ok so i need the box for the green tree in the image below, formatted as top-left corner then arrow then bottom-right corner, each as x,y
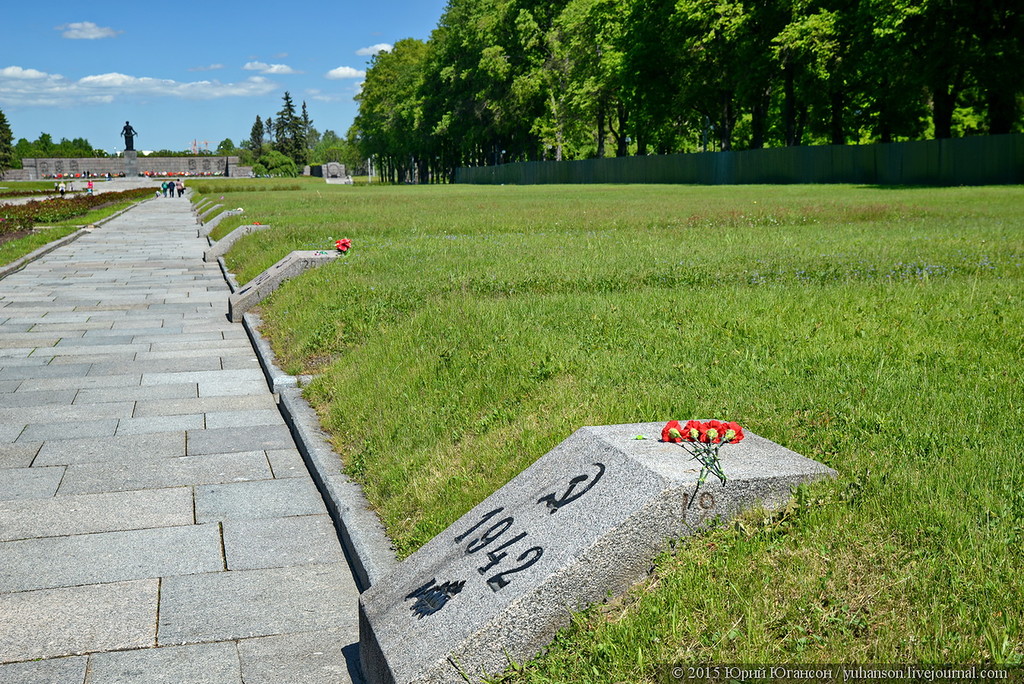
352,38 -> 430,182
547,0 -> 631,158
0,109 -> 14,176
301,101 -> 320,150
247,115 -> 265,157
274,92 -> 306,165
256,149 -> 299,177
216,138 -> 236,155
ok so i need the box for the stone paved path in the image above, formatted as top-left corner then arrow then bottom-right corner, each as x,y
0,195 -> 361,683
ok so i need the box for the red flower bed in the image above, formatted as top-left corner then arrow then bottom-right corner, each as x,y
0,188 -> 153,234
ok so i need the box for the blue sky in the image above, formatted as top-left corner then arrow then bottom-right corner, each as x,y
0,1 -> 449,154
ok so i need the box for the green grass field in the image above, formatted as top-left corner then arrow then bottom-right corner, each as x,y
193,180 -> 1024,675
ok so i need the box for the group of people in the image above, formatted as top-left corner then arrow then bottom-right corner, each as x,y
160,180 -> 185,198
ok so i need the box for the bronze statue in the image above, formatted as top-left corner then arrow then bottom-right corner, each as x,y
121,121 -> 138,151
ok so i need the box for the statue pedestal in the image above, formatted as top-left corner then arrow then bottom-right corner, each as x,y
123,151 -> 138,177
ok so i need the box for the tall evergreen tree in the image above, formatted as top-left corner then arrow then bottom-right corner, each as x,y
301,101 -> 320,150
274,92 -> 306,165
248,115 -> 265,156
0,109 -> 15,176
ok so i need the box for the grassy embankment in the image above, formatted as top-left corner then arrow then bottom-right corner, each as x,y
193,180 -> 1024,675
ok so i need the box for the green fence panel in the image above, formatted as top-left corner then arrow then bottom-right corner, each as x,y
455,134 -> 1022,186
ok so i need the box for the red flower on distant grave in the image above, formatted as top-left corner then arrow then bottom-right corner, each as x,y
336,238 -> 352,254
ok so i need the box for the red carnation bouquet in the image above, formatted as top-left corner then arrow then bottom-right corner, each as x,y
662,419 -> 744,506
335,238 -> 352,255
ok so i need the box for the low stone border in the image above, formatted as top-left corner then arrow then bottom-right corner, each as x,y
277,387 -> 399,591
219,264 -> 399,592
0,198 -> 154,281
217,256 -> 240,293
241,312 -> 297,394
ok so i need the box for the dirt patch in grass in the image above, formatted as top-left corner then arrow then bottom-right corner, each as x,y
0,229 -> 33,246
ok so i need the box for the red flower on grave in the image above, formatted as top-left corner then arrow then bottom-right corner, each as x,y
681,420 -> 703,442
336,238 -> 352,253
661,418 -> 746,505
661,420 -> 684,443
722,421 -> 744,444
701,419 -> 725,444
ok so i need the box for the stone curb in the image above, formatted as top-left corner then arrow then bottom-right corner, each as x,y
217,257 -> 399,592
0,198 -> 155,281
217,256 -> 240,293
241,312 -> 297,393
277,387 -> 400,591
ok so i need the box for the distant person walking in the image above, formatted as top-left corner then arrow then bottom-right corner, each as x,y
58,182 -> 66,198
176,180 -> 185,197
87,180 -> 94,195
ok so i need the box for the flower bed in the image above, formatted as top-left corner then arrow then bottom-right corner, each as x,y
0,188 -> 152,234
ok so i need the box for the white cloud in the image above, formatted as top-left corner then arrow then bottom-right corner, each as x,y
0,65 -> 277,107
189,63 -> 225,72
57,21 -> 121,39
0,66 -> 51,79
243,61 -> 301,75
356,43 -> 393,56
325,66 -> 365,80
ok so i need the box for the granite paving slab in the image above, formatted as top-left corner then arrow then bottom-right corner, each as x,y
158,564 -> 359,644
0,389 -> 77,408
266,448 -> 307,478
132,393 -> 275,417
85,643 -> 242,684
0,524 -> 223,593
194,478 -> 325,522
222,514 -> 347,571
0,579 -> 158,663
17,418 -> 119,443
0,656 -> 87,684
237,629 -> 355,684
0,444 -> 41,469
0,466 -> 64,501
58,451 -> 273,496
0,487 -> 193,541
34,431 -> 186,466
186,424 -> 295,456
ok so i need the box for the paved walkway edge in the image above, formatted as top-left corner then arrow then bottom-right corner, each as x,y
205,200 -> 399,589
0,198 -> 154,280
236,302 -> 399,593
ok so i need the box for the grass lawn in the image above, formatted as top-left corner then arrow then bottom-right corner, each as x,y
193,180 -> 1024,675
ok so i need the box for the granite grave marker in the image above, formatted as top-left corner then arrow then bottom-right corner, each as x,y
204,224 -> 271,261
358,421 -> 836,684
227,250 -> 338,322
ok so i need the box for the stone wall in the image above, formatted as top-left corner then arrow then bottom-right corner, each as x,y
17,156 -> 246,180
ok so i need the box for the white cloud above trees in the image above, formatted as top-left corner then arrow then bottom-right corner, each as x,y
243,62 -> 302,75
325,66 -> 366,80
0,65 -> 277,106
356,43 -> 393,56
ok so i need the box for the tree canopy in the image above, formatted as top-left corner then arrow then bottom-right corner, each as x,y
348,0 -> 1023,182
